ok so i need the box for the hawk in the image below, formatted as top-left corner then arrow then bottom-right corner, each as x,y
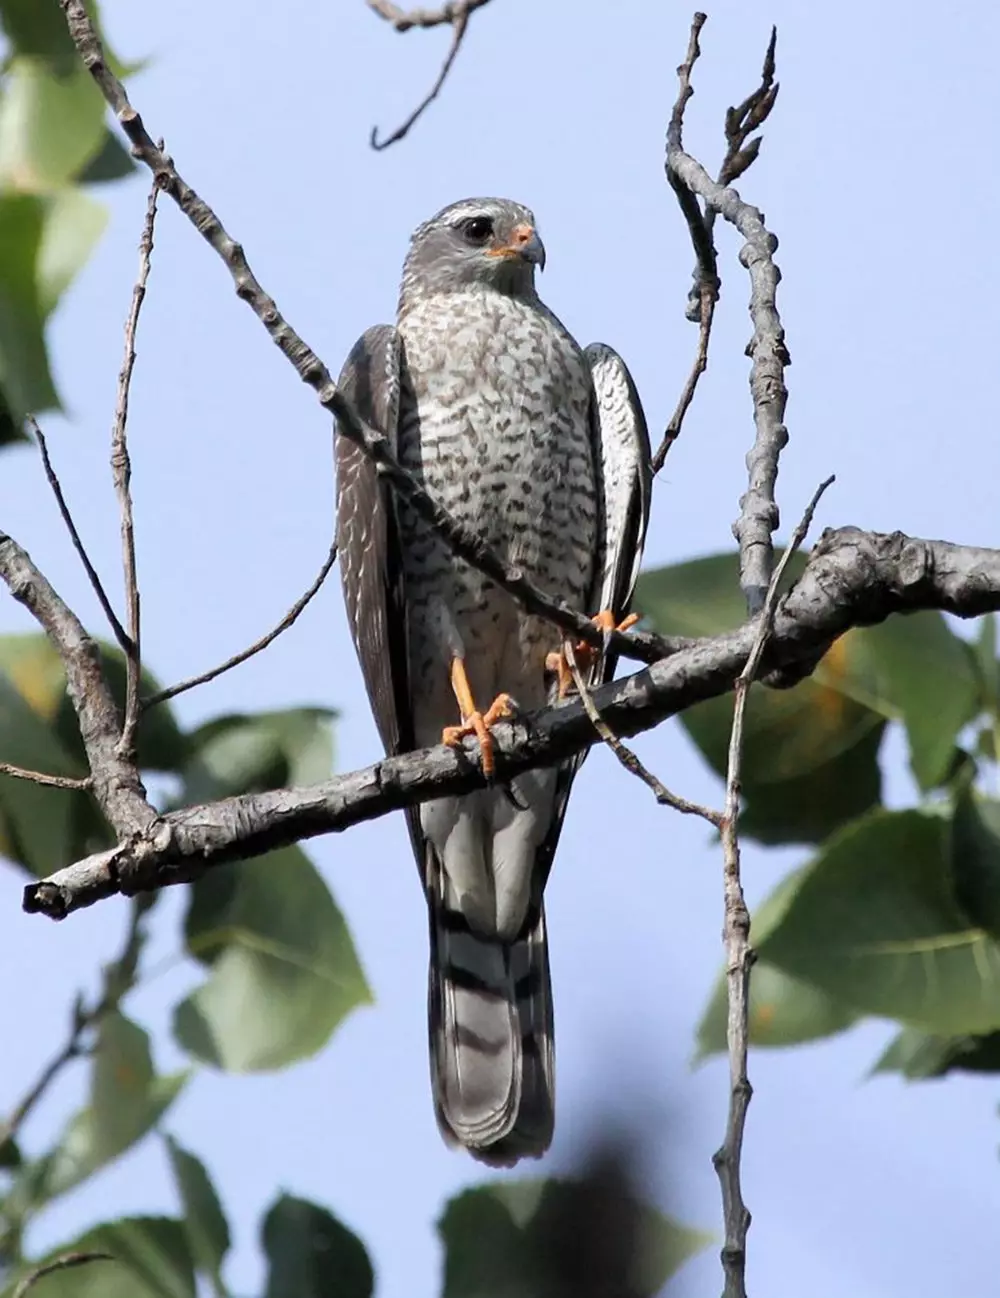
335,197 -> 650,1165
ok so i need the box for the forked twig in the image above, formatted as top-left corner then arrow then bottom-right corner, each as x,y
143,536 -> 339,710
713,473 -> 834,1298
0,762 -> 91,791
113,176 -> 159,758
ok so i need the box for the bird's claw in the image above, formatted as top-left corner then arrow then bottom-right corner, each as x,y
546,610 -> 640,699
442,692 -> 516,780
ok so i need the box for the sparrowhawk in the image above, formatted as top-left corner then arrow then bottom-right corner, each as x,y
335,197 -> 650,1165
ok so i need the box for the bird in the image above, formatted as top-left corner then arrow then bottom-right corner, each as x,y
335,197 -> 650,1165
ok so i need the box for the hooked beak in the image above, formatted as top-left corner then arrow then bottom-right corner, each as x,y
486,222 -> 546,271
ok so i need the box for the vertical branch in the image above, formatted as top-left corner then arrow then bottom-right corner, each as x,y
112,177 -> 159,758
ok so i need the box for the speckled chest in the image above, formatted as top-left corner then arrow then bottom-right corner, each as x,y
395,289 -> 599,612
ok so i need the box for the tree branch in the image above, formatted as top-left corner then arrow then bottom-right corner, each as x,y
19,525 -> 1000,920
365,0 -> 492,30
56,0 -> 675,670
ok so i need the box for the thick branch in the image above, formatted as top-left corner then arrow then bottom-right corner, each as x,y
22,527 -> 1000,919
56,0 -> 672,669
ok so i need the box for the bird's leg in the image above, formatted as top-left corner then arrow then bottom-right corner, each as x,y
545,609 -> 640,700
441,657 -> 515,780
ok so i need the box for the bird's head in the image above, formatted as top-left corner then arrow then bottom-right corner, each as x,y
400,197 -> 546,303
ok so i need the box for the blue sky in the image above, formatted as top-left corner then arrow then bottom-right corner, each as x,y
2,1 -> 1000,1294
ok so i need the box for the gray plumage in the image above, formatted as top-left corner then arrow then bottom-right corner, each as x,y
335,197 -> 650,1165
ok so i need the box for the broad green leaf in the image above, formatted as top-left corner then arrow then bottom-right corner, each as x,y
174,847 -> 371,1071
951,793 -> 1000,937
0,58 -> 106,191
439,1178 -> 709,1298
262,1194 -> 372,1298
164,1135 -> 230,1287
760,809 -> 1000,1035
22,1012 -> 188,1205
182,708 -> 336,803
0,0 -> 80,73
0,386 -> 26,445
0,193 -> 58,416
974,615 -> 998,713
5,1217 -> 197,1298
636,549 -> 807,639
855,613 -> 980,789
37,188 -> 107,316
872,1026 -> 1000,1079
76,128 -> 135,184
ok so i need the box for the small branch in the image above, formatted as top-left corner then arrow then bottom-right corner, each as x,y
0,762 -> 91,791
366,0 -> 491,31
29,418 -> 130,654
143,537 -> 339,710
712,475 -> 833,1298
57,0 -> 675,670
13,1252 -> 113,1298
651,283 -> 714,475
20,523 -> 999,921
565,639 -> 720,824
112,176 -> 159,760
370,3 -> 474,150
0,531 -> 153,837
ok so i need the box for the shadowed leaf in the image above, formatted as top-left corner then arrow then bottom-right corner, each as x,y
262,1194 -> 372,1298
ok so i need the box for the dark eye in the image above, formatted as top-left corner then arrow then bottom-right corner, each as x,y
460,216 -> 494,244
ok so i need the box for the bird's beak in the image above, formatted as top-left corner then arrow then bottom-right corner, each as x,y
487,223 -> 546,271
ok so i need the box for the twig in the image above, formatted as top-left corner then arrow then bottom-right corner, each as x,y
371,3 -> 475,149
366,0 -> 491,32
12,1252 -> 113,1298
113,176 -> 159,759
651,284 -> 714,475
56,0 -> 676,670
0,762 -> 91,791
712,474 -> 833,1298
564,639 -> 720,824
143,537 -> 339,710
28,418 -> 130,654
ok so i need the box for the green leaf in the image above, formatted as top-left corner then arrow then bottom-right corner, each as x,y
5,1217 -> 197,1298
637,550 -> 807,638
974,615 -> 999,714
872,1026 -> 1000,1079
164,1135 -> 230,1287
0,0 -> 79,73
76,128 -> 135,184
951,793 -> 1000,937
182,708 -> 336,802
37,188 -> 107,316
760,809 -> 1000,1035
439,1178 -> 709,1298
855,613 -> 980,789
173,847 -> 371,1071
22,1012 -> 188,1205
0,58 -> 106,191
262,1194 -> 373,1298
696,868 -> 859,1058
0,193 -> 59,416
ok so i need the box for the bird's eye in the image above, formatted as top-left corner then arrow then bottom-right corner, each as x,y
460,216 -> 494,244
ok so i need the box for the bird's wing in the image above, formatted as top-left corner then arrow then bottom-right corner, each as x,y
584,341 -> 652,634
335,326 -> 418,847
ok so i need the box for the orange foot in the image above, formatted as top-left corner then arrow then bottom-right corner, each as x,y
441,657 -> 515,779
545,609 -> 640,699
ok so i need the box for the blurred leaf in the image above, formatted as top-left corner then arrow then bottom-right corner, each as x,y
0,58 -> 105,191
5,1218 -> 196,1298
872,1026 -> 1000,1079
164,1135 -> 230,1287
439,1178 -> 709,1298
173,847 -> 370,1071
637,550 -> 806,639
952,793 -> 1000,937
37,188 -> 106,315
760,809 -> 1000,1035
22,1012 -> 188,1205
75,128 -> 135,184
182,708 -> 336,802
0,386 -> 26,446
697,867 -> 859,1057
0,1134 -> 22,1168
0,193 -> 59,416
262,1194 -> 372,1298
0,0 -> 79,73
974,615 -> 998,714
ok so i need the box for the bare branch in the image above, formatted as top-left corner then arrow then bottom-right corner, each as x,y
651,283 -> 714,476
0,762 -> 91,791
29,418 -> 130,654
0,531 -> 153,836
366,0 -> 492,31
56,0 -> 675,670
113,176 -> 159,760
13,1252 -> 113,1298
20,524 -> 1000,920
143,536 -> 339,710
713,475 -> 833,1298
370,3 -> 475,150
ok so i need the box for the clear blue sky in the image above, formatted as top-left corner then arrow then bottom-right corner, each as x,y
2,1 -> 999,1294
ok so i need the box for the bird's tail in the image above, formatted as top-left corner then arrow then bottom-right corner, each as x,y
428,896 -> 554,1167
